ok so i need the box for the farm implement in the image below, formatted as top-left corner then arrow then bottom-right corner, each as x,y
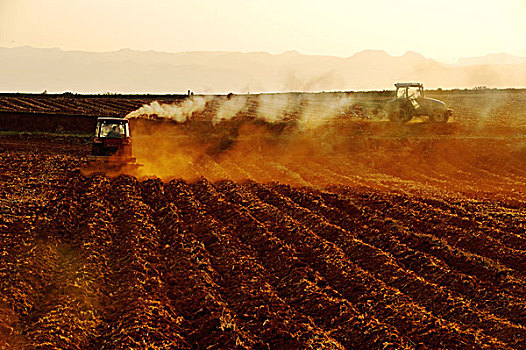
83,117 -> 141,174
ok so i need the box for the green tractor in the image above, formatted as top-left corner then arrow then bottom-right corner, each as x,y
385,83 -> 452,123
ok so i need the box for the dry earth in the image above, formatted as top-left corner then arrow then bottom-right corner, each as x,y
0,90 -> 525,349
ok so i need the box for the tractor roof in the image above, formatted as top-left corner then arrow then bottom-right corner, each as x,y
96,117 -> 129,123
395,83 -> 423,88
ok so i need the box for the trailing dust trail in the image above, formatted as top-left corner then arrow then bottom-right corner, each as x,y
129,111 -> 526,202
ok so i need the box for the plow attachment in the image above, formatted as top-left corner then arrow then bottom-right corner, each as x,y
82,155 -> 142,175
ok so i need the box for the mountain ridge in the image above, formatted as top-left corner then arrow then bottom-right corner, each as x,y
1,46 -> 525,93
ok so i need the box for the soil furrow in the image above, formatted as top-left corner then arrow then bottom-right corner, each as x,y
339,188 -> 526,278
275,183 -> 526,325
216,181 -> 508,349
317,187 -> 526,299
254,182 -> 526,347
165,179 -> 344,349
97,175 -> 189,349
190,179 -> 414,349
140,178 -> 258,349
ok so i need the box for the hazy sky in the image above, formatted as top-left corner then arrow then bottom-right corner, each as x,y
1,0 -> 525,62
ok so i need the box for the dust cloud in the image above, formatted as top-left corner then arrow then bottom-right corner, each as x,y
127,93 -> 365,183
126,93 -> 362,128
127,92 -> 526,200
126,96 -> 211,122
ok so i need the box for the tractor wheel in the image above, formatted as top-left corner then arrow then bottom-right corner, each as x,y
388,108 -> 412,123
429,110 -> 449,123
91,143 -> 103,156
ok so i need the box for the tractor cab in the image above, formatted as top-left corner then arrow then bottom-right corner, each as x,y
395,83 -> 424,99
91,118 -> 131,157
84,117 -> 140,174
395,83 -> 424,109
97,119 -> 129,139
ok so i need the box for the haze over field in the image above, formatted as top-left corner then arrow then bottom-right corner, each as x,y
1,46 -> 526,93
1,0 -> 525,93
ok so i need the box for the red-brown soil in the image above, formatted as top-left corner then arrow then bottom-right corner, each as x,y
0,90 -> 525,348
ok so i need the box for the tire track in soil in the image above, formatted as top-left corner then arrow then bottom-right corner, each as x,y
272,184 -> 526,327
319,141 -> 525,202
99,175 -> 188,349
424,153 -> 524,192
326,155 -> 431,195
437,141 -> 526,186
429,140 -> 524,195
215,181 -> 508,349
190,179 -> 414,349
229,155 -> 295,186
139,178 -> 259,349
254,182 -> 526,348
164,179 -> 344,349
278,159 -> 341,188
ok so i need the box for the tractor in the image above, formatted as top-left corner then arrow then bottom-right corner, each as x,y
385,83 -> 452,123
84,117 -> 141,173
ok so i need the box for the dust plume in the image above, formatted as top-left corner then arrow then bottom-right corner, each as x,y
256,94 -> 297,122
294,94 -> 358,129
215,95 -> 249,124
130,114 -> 525,201
126,96 -> 210,122
125,90 -> 525,198
130,118 -> 346,185
126,93 -> 360,129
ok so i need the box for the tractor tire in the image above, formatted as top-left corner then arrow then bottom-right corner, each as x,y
91,143 -> 103,156
388,107 -> 412,123
429,110 -> 449,123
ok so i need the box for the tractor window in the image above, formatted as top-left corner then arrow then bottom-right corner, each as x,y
397,88 -> 407,98
407,87 -> 422,99
99,123 -> 126,138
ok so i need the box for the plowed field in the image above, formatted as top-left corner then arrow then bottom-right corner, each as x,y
1,91 -> 525,349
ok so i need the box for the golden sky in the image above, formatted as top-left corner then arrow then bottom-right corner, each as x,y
1,0 -> 525,62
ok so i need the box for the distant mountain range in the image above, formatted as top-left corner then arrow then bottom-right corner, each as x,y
1,46 -> 525,93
